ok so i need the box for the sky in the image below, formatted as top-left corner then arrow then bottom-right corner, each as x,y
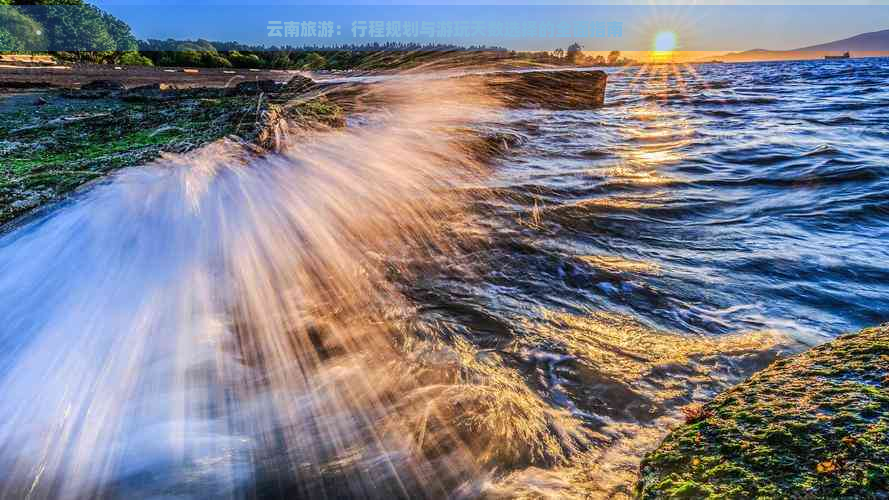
91,1 -> 889,52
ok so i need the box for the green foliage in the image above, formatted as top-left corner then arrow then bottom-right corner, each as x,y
7,2 -> 135,55
41,4 -> 116,51
0,5 -> 47,51
200,52 -> 231,68
174,50 -> 202,66
176,39 -> 216,54
227,50 -> 263,68
0,88 -> 343,224
267,51 -> 292,69
0,29 -> 17,50
301,52 -> 326,70
118,51 -> 152,66
102,11 -> 137,52
153,49 -> 233,68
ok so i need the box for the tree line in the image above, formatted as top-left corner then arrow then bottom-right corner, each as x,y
1,1 -> 636,69
137,39 -> 511,70
0,0 -> 150,64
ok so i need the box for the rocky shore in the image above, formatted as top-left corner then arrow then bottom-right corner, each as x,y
0,75 -> 343,227
1,68 -> 606,229
637,325 -> 889,498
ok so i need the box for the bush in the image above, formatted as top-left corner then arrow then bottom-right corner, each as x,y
227,50 -> 263,69
301,52 -> 326,70
200,52 -> 232,68
118,51 -> 153,66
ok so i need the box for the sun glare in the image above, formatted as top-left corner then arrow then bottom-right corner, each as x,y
653,31 -> 677,60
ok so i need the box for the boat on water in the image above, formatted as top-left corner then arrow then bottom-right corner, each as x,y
824,51 -> 851,60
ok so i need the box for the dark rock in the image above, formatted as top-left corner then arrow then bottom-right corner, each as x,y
80,80 -> 126,92
282,74 -> 316,93
233,80 -> 282,95
63,79 -> 127,99
33,97 -> 48,106
122,83 -> 181,102
0,81 -> 56,90
128,83 -> 179,93
476,70 -> 607,109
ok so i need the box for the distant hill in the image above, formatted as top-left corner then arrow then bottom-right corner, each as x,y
709,28 -> 889,62
796,28 -> 889,52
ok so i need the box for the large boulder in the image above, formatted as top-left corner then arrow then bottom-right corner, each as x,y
282,74 -> 316,93
637,325 -> 889,498
64,79 -> 127,99
476,70 -> 607,109
233,79 -> 281,95
80,80 -> 126,92
122,83 -> 181,102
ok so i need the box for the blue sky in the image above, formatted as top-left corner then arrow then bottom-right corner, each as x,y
92,1 -> 889,51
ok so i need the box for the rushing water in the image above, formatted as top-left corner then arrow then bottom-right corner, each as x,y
1,59 -> 888,499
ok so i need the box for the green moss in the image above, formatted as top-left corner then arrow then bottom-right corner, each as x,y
638,325 -> 889,499
1,88 -> 343,226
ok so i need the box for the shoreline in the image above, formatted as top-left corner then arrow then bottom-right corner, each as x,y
0,67 -> 606,230
0,74 -> 344,229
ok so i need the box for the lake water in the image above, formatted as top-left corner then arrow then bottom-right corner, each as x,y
1,58 -> 887,498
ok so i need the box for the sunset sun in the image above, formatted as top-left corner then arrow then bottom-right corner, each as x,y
653,31 -> 678,60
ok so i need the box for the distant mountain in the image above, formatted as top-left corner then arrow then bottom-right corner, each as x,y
707,28 -> 889,62
795,28 -> 889,52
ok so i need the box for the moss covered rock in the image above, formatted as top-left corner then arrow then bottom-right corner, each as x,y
0,78 -> 343,226
637,325 -> 889,499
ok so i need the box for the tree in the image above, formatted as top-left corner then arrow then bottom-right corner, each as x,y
566,42 -> 583,64
301,52 -> 326,70
12,0 -> 82,5
47,5 -> 116,51
553,47 -> 564,59
0,30 -> 17,50
227,50 -> 263,69
14,1 -> 136,54
102,11 -> 137,52
607,50 -> 621,65
200,52 -> 232,68
118,51 -> 152,66
0,5 -> 46,50
269,51 -> 292,69
171,50 -> 201,67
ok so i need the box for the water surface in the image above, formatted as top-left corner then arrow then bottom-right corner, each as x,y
1,59 -> 888,499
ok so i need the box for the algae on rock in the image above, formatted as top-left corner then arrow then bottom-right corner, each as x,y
638,325 -> 889,499
0,81 -> 343,226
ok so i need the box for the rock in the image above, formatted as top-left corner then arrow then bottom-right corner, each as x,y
63,79 -> 127,99
1,77 -> 346,227
122,83 -> 181,102
80,80 -> 126,92
475,70 -> 607,109
33,97 -> 48,106
637,324 -> 889,498
233,79 -> 281,95
0,81 -> 56,90
282,74 -> 316,93
128,83 -> 179,93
